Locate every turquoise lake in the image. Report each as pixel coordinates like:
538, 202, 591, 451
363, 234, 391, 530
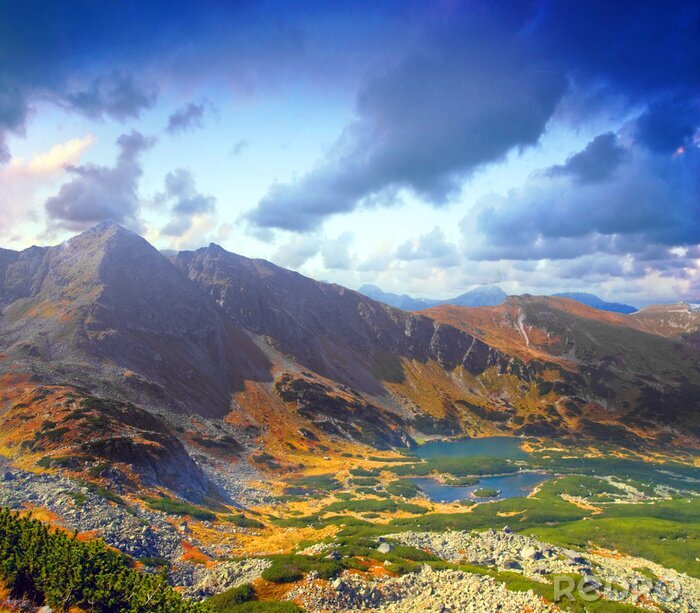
413, 472, 549, 503
414, 436, 528, 460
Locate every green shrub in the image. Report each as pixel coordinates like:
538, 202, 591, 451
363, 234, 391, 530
385, 480, 420, 498
349, 467, 379, 477
223, 514, 265, 529
144, 496, 216, 521
472, 488, 499, 498
261, 555, 343, 583
207, 582, 254, 610
0, 508, 203, 611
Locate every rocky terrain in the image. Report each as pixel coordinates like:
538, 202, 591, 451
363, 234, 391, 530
284, 527, 700, 612
292, 565, 555, 612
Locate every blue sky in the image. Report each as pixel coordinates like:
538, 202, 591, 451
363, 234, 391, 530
0, 1, 698, 305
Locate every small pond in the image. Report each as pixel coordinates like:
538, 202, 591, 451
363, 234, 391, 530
413, 471, 549, 503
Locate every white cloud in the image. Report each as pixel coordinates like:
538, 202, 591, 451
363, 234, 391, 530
0, 134, 95, 241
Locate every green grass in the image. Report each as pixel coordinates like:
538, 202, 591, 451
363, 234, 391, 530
350, 477, 378, 487
143, 496, 216, 521
321, 499, 426, 515
288, 474, 341, 491
546, 475, 626, 498
529, 514, 700, 578
443, 476, 480, 486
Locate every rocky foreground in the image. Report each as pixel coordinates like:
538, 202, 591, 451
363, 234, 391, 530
2, 460, 698, 612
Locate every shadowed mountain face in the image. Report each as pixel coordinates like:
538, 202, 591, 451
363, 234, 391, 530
174, 245, 510, 395
0, 224, 698, 500
0, 222, 270, 419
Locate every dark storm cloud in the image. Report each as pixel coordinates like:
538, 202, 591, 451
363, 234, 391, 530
635, 95, 700, 153
63, 72, 157, 120
248, 1, 699, 231
0, 0, 311, 161
470, 140, 700, 262
546, 132, 630, 184
249, 5, 568, 231
44, 131, 155, 230
166, 102, 211, 134
158, 168, 216, 237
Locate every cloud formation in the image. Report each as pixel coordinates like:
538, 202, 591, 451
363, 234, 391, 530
44, 131, 155, 231
0, 135, 94, 240
247, 1, 699, 232
157, 168, 217, 237
546, 132, 630, 184
396, 227, 459, 267
63, 72, 157, 120
166, 101, 210, 134
248, 8, 568, 231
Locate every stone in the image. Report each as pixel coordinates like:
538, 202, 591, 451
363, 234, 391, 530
502, 525, 512, 533
520, 545, 542, 561
378, 542, 393, 554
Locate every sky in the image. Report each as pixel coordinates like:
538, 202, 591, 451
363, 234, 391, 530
0, 1, 698, 306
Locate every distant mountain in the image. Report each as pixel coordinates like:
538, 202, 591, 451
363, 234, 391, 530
450, 285, 507, 307
357, 284, 507, 310
552, 292, 637, 314
357, 284, 438, 311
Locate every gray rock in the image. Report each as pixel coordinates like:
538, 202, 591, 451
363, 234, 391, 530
521, 545, 542, 561
378, 542, 393, 554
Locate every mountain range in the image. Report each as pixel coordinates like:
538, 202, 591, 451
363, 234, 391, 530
358, 284, 508, 310
1, 222, 698, 502
358, 285, 638, 314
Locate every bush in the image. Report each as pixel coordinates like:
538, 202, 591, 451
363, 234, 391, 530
349, 467, 379, 477
0, 508, 203, 611
261, 563, 304, 583
385, 480, 420, 498
144, 496, 216, 521
207, 582, 254, 609
472, 488, 499, 498
289, 474, 341, 491
223, 514, 265, 529
261, 555, 343, 583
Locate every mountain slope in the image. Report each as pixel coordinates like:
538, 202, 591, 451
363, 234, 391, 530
424, 296, 700, 440
0, 222, 270, 418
